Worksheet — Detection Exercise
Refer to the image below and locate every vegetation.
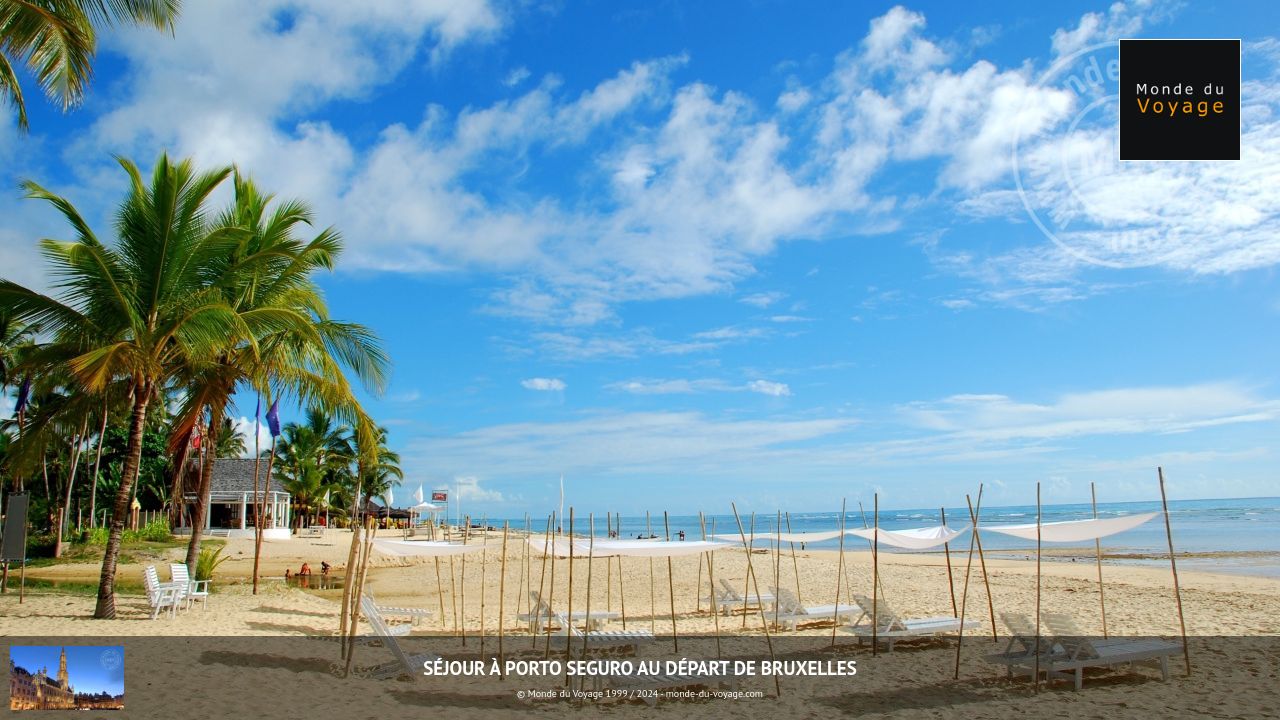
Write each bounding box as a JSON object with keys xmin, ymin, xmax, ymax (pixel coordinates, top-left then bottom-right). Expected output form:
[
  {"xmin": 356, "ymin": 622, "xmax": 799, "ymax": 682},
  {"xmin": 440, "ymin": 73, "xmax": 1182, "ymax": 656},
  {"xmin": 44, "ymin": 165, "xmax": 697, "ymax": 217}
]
[
  {"xmin": 0, "ymin": 154, "xmax": 390, "ymax": 617},
  {"xmin": 0, "ymin": 0, "xmax": 180, "ymax": 131}
]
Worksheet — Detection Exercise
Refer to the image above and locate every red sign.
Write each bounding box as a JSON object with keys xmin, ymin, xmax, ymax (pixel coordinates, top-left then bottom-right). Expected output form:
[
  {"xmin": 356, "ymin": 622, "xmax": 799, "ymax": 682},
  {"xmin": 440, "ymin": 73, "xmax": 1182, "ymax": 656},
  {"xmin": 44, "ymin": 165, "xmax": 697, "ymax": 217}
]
[{"xmin": 431, "ymin": 492, "xmax": 447, "ymax": 502}]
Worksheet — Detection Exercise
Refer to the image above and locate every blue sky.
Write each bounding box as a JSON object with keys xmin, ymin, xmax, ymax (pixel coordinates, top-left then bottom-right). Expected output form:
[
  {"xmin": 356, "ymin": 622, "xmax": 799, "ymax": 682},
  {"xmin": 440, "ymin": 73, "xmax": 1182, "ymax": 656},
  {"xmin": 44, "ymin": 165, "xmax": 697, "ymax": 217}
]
[
  {"xmin": 9, "ymin": 645, "xmax": 124, "ymax": 695},
  {"xmin": 2, "ymin": 1, "xmax": 1278, "ymax": 515}
]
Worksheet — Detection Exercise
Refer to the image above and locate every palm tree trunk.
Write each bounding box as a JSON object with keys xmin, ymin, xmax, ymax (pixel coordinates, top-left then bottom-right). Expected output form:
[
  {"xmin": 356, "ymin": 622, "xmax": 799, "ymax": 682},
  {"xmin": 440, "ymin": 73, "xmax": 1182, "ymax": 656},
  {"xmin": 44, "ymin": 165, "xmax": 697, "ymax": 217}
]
[
  {"xmin": 88, "ymin": 396, "xmax": 108, "ymax": 528},
  {"xmin": 185, "ymin": 408, "xmax": 222, "ymax": 569},
  {"xmin": 167, "ymin": 432, "xmax": 193, "ymax": 528},
  {"xmin": 55, "ymin": 416, "xmax": 90, "ymax": 557},
  {"xmin": 93, "ymin": 379, "xmax": 151, "ymax": 619}
]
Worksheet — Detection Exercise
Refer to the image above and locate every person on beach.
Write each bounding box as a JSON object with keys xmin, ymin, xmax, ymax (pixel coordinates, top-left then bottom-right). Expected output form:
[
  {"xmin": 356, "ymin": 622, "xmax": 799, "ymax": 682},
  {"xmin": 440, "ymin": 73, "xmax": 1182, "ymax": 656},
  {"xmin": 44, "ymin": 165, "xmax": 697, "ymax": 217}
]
[
  {"xmin": 678, "ymin": 530, "xmax": 686, "ymax": 541},
  {"xmin": 321, "ymin": 561, "xmax": 330, "ymax": 575},
  {"xmin": 299, "ymin": 563, "xmax": 312, "ymax": 576},
  {"xmin": 285, "ymin": 569, "xmax": 291, "ymax": 581}
]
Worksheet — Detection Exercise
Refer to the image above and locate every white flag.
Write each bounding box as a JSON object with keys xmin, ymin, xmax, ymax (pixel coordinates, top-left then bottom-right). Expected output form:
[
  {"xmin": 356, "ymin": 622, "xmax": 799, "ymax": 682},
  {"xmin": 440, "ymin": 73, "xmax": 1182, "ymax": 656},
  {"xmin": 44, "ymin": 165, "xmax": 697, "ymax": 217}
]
[
  {"xmin": 414, "ymin": 485, "xmax": 424, "ymax": 504},
  {"xmin": 384, "ymin": 487, "xmax": 394, "ymax": 508}
]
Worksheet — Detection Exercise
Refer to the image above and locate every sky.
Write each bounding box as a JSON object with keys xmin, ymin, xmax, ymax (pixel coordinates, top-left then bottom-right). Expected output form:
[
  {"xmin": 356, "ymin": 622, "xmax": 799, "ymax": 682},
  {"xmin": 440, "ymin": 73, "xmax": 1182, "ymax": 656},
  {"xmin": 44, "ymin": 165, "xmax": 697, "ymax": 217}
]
[
  {"xmin": 1, "ymin": 1, "xmax": 1278, "ymax": 516},
  {"xmin": 9, "ymin": 645, "xmax": 125, "ymax": 696}
]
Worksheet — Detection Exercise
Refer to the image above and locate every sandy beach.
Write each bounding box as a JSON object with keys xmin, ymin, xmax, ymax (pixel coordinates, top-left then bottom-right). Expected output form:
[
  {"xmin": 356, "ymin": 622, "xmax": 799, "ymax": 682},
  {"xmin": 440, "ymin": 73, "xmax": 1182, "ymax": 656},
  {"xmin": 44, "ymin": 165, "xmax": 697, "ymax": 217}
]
[{"xmin": 4, "ymin": 530, "xmax": 1278, "ymax": 718}]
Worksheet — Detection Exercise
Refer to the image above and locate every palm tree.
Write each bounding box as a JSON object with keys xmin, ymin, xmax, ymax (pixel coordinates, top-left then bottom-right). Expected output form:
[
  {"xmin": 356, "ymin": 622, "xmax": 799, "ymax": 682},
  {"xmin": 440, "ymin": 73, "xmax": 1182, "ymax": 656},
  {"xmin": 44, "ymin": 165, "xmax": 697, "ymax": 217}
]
[
  {"xmin": 0, "ymin": 153, "xmax": 245, "ymax": 618},
  {"xmin": 273, "ymin": 407, "xmax": 354, "ymax": 528},
  {"xmin": 213, "ymin": 416, "xmax": 244, "ymax": 458},
  {"xmin": 172, "ymin": 172, "xmax": 387, "ymax": 569},
  {"xmin": 0, "ymin": 0, "xmax": 179, "ymax": 131}
]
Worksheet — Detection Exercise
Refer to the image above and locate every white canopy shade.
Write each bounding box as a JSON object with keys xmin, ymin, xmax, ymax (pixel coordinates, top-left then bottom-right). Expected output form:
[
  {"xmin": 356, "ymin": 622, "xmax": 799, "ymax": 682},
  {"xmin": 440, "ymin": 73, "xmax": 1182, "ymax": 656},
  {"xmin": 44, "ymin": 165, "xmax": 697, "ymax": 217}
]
[
  {"xmin": 529, "ymin": 537, "xmax": 730, "ymax": 558},
  {"xmin": 844, "ymin": 524, "xmax": 970, "ymax": 550},
  {"xmin": 373, "ymin": 539, "xmax": 486, "ymax": 557},
  {"xmin": 712, "ymin": 529, "xmax": 848, "ymax": 544},
  {"xmin": 983, "ymin": 512, "xmax": 1159, "ymax": 543},
  {"xmin": 412, "ymin": 502, "xmax": 444, "ymax": 512}
]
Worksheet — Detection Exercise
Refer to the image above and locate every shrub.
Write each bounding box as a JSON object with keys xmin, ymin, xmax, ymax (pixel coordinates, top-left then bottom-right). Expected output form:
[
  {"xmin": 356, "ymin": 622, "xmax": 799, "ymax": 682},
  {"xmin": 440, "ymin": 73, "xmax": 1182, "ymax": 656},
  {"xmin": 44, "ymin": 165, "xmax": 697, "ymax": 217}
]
[
  {"xmin": 132, "ymin": 517, "xmax": 172, "ymax": 542},
  {"xmin": 194, "ymin": 545, "xmax": 228, "ymax": 582}
]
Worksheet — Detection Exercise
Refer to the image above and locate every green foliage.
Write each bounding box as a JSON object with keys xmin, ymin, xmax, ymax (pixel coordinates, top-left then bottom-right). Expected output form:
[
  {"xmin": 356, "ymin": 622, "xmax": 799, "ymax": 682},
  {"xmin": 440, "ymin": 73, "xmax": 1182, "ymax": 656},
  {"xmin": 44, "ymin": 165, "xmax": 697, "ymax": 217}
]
[
  {"xmin": 194, "ymin": 544, "xmax": 227, "ymax": 582},
  {"xmin": 79, "ymin": 517, "xmax": 170, "ymax": 545}
]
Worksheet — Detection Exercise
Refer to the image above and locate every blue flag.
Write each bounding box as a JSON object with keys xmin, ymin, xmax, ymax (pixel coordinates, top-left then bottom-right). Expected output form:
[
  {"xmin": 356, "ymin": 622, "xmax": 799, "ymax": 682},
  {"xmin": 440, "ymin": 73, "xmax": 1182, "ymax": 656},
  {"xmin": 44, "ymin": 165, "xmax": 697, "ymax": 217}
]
[
  {"xmin": 14, "ymin": 376, "xmax": 32, "ymax": 416},
  {"xmin": 266, "ymin": 399, "xmax": 281, "ymax": 438}
]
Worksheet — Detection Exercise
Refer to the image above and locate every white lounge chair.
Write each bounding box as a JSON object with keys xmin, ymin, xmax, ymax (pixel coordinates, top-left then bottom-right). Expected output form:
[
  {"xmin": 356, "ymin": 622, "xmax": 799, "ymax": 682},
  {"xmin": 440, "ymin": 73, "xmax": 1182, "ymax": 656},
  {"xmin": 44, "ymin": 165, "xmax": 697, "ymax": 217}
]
[
  {"xmin": 769, "ymin": 586, "xmax": 860, "ymax": 631},
  {"xmin": 519, "ymin": 591, "xmax": 619, "ymax": 633},
  {"xmin": 985, "ymin": 612, "xmax": 1067, "ymax": 672},
  {"xmin": 365, "ymin": 590, "xmax": 432, "ymax": 626},
  {"xmin": 354, "ymin": 595, "xmax": 440, "ymax": 680},
  {"xmin": 1027, "ymin": 613, "xmax": 1182, "ymax": 690},
  {"xmin": 845, "ymin": 593, "xmax": 980, "ymax": 650},
  {"xmin": 710, "ymin": 578, "xmax": 775, "ymax": 616},
  {"xmin": 549, "ymin": 611, "xmax": 655, "ymax": 652},
  {"xmin": 142, "ymin": 565, "xmax": 182, "ymax": 620},
  {"xmin": 169, "ymin": 562, "xmax": 210, "ymax": 610}
]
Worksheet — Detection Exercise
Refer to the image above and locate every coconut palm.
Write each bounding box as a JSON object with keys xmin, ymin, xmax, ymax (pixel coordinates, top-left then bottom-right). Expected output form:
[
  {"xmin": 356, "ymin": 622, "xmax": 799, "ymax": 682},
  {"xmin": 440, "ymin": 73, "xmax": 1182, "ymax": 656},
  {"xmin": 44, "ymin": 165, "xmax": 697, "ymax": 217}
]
[
  {"xmin": 273, "ymin": 407, "xmax": 354, "ymax": 528},
  {"xmin": 171, "ymin": 172, "xmax": 387, "ymax": 569},
  {"xmin": 0, "ymin": 153, "xmax": 246, "ymax": 618},
  {"xmin": 0, "ymin": 0, "xmax": 179, "ymax": 131}
]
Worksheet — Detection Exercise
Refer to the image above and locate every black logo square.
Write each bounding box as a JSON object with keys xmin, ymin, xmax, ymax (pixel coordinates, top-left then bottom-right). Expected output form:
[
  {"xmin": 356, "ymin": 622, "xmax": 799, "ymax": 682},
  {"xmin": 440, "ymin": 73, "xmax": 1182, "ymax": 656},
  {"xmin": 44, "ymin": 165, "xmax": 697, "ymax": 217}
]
[{"xmin": 1120, "ymin": 39, "xmax": 1240, "ymax": 160}]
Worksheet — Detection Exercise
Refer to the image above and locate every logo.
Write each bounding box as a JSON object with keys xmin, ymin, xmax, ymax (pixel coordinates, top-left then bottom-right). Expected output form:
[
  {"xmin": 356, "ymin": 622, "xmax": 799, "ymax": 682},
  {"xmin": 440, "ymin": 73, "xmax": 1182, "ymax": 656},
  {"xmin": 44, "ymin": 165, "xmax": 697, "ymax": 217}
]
[
  {"xmin": 1119, "ymin": 39, "xmax": 1241, "ymax": 160},
  {"xmin": 100, "ymin": 648, "xmax": 122, "ymax": 671}
]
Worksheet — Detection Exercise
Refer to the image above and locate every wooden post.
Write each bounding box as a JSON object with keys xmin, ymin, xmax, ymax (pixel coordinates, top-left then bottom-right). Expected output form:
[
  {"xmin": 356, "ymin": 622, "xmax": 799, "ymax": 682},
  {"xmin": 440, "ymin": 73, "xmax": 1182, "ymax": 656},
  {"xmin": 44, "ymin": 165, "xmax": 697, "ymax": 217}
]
[
  {"xmin": 480, "ymin": 516, "xmax": 489, "ymax": 657},
  {"xmin": 743, "ymin": 513, "xmax": 757, "ymax": 630},
  {"xmin": 537, "ymin": 514, "xmax": 552, "ymax": 653},
  {"xmin": 582, "ymin": 514, "xmax": 595, "ymax": 668},
  {"xmin": 831, "ymin": 499, "xmax": 848, "ymax": 647},
  {"xmin": 699, "ymin": 512, "xmax": 721, "ymax": 658},
  {"xmin": 954, "ymin": 492, "xmax": 978, "ymax": 680},
  {"xmin": 1091, "ymin": 482, "xmax": 1108, "ymax": 638},
  {"xmin": 968, "ymin": 485, "xmax": 997, "ymax": 640},
  {"xmin": 785, "ymin": 512, "xmax": 802, "ymax": 606},
  {"xmin": 1159, "ymin": 467, "xmax": 1192, "ymax": 676},
  {"xmin": 731, "ymin": 502, "xmax": 781, "ymax": 698},
  {"xmin": 499, "ymin": 521, "xmax": 509, "ymax": 676},
  {"xmin": 565, "ymin": 507, "xmax": 575, "ymax": 681},
  {"xmin": 773, "ymin": 510, "xmax": 782, "ymax": 631},
  {"xmin": 646, "ymin": 511, "xmax": 656, "ymax": 634},
  {"xmin": 433, "ymin": 554, "xmax": 446, "ymax": 631},
  {"xmin": 941, "ymin": 506, "xmax": 957, "ymax": 617},
  {"xmin": 607, "ymin": 511, "xmax": 614, "ymax": 612},
  {"xmin": 1035, "ymin": 482, "xmax": 1042, "ymax": 692},
  {"xmin": 663, "ymin": 511, "xmax": 678, "ymax": 651},
  {"xmin": 461, "ymin": 515, "xmax": 469, "ymax": 646},
  {"xmin": 870, "ymin": 495, "xmax": 878, "ymax": 656}
]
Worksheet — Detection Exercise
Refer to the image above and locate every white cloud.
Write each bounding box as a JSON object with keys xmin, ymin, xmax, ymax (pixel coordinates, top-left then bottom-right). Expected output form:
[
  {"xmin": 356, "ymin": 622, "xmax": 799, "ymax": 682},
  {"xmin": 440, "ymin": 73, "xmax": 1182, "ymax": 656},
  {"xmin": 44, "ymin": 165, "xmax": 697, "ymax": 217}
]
[
  {"xmin": 454, "ymin": 475, "xmax": 505, "ymax": 503},
  {"xmin": 746, "ymin": 380, "xmax": 791, "ymax": 397},
  {"xmin": 739, "ymin": 291, "xmax": 786, "ymax": 308},
  {"xmin": 230, "ymin": 415, "xmax": 273, "ymax": 458},
  {"xmin": 521, "ymin": 377, "xmax": 566, "ymax": 391},
  {"xmin": 503, "ymin": 66, "xmax": 531, "ymax": 87},
  {"xmin": 1050, "ymin": 0, "xmax": 1170, "ymax": 59}
]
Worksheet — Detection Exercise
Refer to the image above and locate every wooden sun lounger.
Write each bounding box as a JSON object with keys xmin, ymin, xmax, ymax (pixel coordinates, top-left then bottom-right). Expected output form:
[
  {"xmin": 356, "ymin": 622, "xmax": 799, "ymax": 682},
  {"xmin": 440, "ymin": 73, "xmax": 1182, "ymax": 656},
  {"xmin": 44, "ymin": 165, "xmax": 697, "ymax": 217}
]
[
  {"xmin": 769, "ymin": 586, "xmax": 860, "ymax": 630},
  {"xmin": 709, "ymin": 578, "xmax": 775, "ymax": 616},
  {"xmin": 519, "ymin": 591, "xmax": 618, "ymax": 633},
  {"xmin": 549, "ymin": 612, "xmax": 655, "ymax": 652},
  {"xmin": 844, "ymin": 593, "xmax": 979, "ymax": 650},
  {"xmin": 353, "ymin": 595, "xmax": 439, "ymax": 680},
  {"xmin": 366, "ymin": 591, "xmax": 432, "ymax": 626},
  {"xmin": 1018, "ymin": 613, "xmax": 1182, "ymax": 690}
]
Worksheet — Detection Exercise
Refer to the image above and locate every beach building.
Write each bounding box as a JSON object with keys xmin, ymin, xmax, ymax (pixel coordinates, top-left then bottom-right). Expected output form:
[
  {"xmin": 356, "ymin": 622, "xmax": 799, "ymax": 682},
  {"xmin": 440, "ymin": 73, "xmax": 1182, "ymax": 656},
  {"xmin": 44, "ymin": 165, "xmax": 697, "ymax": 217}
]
[
  {"xmin": 176, "ymin": 458, "xmax": 292, "ymax": 540},
  {"xmin": 8, "ymin": 649, "xmax": 75, "ymax": 710}
]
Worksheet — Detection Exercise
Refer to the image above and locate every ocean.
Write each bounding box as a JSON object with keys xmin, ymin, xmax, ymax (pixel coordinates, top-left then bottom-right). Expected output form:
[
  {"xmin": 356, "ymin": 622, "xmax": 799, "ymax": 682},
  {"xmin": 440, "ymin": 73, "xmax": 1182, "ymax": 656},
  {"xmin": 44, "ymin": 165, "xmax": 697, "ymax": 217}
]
[{"xmin": 487, "ymin": 496, "xmax": 1280, "ymax": 578}]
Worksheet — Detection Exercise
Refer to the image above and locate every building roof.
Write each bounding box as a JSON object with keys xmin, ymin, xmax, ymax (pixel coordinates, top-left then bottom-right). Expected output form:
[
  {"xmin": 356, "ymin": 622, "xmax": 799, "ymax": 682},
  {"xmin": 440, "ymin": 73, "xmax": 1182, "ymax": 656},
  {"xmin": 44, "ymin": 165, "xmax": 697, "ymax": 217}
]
[{"xmin": 205, "ymin": 458, "xmax": 287, "ymax": 495}]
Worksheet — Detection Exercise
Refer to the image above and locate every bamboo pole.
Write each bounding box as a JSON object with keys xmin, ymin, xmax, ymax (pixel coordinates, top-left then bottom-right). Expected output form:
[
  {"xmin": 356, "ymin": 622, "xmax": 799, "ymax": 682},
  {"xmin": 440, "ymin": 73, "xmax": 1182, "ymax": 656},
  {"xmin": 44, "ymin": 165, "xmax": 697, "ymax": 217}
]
[
  {"xmin": 544, "ymin": 512, "xmax": 557, "ymax": 658},
  {"xmin": 941, "ymin": 506, "xmax": 957, "ymax": 617},
  {"xmin": 448, "ymin": 554, "xmax": 458, "ymax": 635},
  {"xmin": 480, "ymin": 516, "xmax": 488, "ymax": 657},
  {"xmin": 646, "ymin": 511, "xmax": 655, "ymax": 634},
  {"xmin": 730, "ymin": 502, "xmax": 781, "ymax": 698},
  {"xmin": 663, "ymin": 511, "xmax": 678, "ymax": 651},
  {"xmin": 773, "ymin": 510, "xmax": 782, "ymax": 631},
  {"xmin": 695, "ymin": 514, "xmax": 704, "ymax": 613},
  {"xmin": 1091, "ymin": 482, "xmax": 1108, "ymax": 638},
  {"xmin": 700, "ymin": 512, "xmax": 721, "ymax": 658},
  {"xmin": 338, "ymin": 512, "xmax": 362, "ymax": 658},
  {"xmin": 434, "ymin": 554, "xmax": 446, "ymax": 631},
  {"xmin": 499, "ymin": 521, "xmax": 509, "ymax": 676},
  {"xmin": 537, "ymin": 514, "xmax": 552, "ymax": 652},
  {"xmin": 1035, "ymin": 482, "xmax": 1042, "ymax": 692},
  {"xmin": 870, "ymin": 495, "xmax": 878, "ymax": 656},
  {"xmin": 461, "ymin": 515, "xmax": 469, "ymax": 646},
  {"xmin": 565, "ymin": 508, "xmax": 575, "ymax": 685},
  {"xmin": 1159, "ymin": 467, "xmax": 1192, "ymax": 676},
  {"xmin": 832, "ymin": 499, "xmax": 848, "ymax": 647},
  {"xmin": 969, "ymin": 485, "xmax": 997, "ymax": 640},
  {"xmin": 607, "ymin": 512, "xmax": 613, "ymax": 612},
  {"xmin": 743, "ymin": 513, "xmax": 757, "ymax": 630},
  {"xmin": 857, "ymin": 502, "xmax": 888, "ymax": 600},
  {"xmin": 582, "ymin": 514, "xmax": 594, "ymax": 671},
  {"xmin": 954, "ymin": 492, "xmax": 978, "ymax": 680},
  {"xmin": 784, "ymin": 513, "xmax": 802, "ymax": 606}
]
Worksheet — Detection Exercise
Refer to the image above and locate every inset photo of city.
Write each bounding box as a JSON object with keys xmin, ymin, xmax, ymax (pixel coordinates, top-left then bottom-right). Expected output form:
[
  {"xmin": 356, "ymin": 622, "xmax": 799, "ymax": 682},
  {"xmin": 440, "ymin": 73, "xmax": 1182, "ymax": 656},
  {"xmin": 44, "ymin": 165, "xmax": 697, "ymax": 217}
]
[{"xmin": 8, "ymin": 646, "xmax": 124, "ymax": 711}]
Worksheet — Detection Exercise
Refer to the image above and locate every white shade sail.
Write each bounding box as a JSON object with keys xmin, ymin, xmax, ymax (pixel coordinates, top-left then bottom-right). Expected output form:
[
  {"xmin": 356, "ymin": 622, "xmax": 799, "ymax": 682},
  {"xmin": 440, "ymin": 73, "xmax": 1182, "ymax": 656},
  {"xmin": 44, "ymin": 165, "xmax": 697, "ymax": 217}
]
[
  {"xmin": 844, "ymin": 524, "xmax": 970, "ymax": 550},
  {"xmin": 712, "ymin": 529, "xmax": 848, "ymax": 544},
  {"xmin": 529, "ymin": 537, "xmax": 731, "ymax": 558},
  {"xmin": 983, "ymin": 512, "xmax": 1159, "ymax": 543},
  {"xmin": 373, "ymin": 539, "xmax": 486, "ymax": 557},
  {"xmin": 412, "ymin": 502, "xmax": 443, "ymax": 512}
]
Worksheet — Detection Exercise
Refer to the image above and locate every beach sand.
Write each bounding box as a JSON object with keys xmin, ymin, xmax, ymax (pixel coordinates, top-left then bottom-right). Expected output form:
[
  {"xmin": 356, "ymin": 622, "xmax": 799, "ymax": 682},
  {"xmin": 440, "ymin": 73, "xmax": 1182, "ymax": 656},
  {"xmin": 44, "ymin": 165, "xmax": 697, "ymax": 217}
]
[{"xmin": 4, "ymin": 529, "xmax": 1278, "ymax": 718}]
